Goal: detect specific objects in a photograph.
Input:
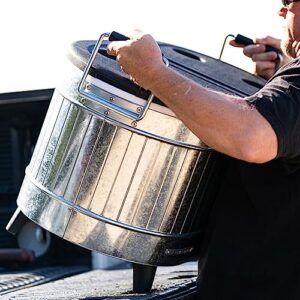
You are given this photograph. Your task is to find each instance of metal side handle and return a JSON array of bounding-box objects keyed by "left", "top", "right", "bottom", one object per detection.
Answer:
[{"left": 78, "top": 31, "right": 169, "bottom": 121}]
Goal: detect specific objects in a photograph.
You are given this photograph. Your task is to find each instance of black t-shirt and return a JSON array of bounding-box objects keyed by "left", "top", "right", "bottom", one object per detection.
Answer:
[{"left": 197, "top": 58, "right": 300, "bottom": 300}]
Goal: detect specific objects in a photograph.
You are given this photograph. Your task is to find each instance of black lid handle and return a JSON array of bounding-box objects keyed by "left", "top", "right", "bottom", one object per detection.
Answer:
[
  {"left": 235, "top": 34, "right": 280, "bottom": 54},
  {"left": 108, "top": 31, "right": 130, "bottom": 42}
]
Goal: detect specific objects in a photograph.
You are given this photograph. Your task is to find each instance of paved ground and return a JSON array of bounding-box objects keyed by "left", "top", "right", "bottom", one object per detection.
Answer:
[{"left": 1, "top": 262, "right": 198, "bottom": 299}]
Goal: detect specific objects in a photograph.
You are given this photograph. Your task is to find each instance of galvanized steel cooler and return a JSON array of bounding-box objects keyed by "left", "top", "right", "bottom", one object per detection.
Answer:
[{"left": 11, "top": 32, "right": 266, "bottom": 271}]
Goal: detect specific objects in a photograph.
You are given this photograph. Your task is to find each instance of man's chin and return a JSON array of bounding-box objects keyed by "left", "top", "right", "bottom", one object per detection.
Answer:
[{"left": 281, "top": 39, "right": 296, "bottom": 58}]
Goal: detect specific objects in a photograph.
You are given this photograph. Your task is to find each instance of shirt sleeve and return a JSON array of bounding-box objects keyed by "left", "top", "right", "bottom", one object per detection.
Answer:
[{"left": 244, "top": 59, "right": 300, "bottom": 159}]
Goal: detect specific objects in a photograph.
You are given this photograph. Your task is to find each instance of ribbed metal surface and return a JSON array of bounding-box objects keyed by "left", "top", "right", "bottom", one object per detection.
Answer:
[
  {"left": 0, "top": 266, "right": 88, "bottom": 296},
  {"left": 26, "top": 95, "right": 211, "bottom": 234},
  {"left": 17, "top": 89, "right": 221, "bottom": 266}
]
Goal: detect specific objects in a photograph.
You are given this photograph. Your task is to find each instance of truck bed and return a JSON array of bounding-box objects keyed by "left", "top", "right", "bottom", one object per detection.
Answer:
[{"left": 0, "top": 262, "right": 197, "bottom": 299}]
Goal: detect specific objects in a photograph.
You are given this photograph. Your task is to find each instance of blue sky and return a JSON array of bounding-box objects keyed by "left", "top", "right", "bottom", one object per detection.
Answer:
[{"left": 0, "top": 0, "right": 284, "bottom": 93}]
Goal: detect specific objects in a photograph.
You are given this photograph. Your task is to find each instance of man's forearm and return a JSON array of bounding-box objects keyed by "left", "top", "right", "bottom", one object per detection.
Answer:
[{"left": 148, "top": 65, "right": 277, "bottom": 163}]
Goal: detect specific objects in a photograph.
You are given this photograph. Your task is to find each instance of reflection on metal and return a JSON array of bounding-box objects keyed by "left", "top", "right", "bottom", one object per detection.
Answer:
[
  {"left": 17, "top": 89, "right": 222, "bottom": 266},
  {"left": 16, "top": 49, "right": 223, "bottom": 267}
]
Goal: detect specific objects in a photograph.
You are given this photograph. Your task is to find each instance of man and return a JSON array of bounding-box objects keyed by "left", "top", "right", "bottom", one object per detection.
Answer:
[{"left": 107, "top": 1, "right": 300, "bottom": 299}]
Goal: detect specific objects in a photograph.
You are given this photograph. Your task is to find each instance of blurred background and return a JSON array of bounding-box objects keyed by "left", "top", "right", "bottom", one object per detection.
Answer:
[{"left": 0, "top": 0, "right": 284, "bottom": 93}]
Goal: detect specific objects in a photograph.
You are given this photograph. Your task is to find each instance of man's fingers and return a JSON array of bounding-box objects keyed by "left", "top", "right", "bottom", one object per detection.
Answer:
[
  {"left": 254, "top": 36, "right": 281, "bottom": 49},
  {"left": 243, "top": 44, "right": 266, "bottom": 57},
  {"left": 107, "top": 41, "right": 119, "bottom": 56},
  {"left": 229, "top": 40, "right": 244, "bottom": 48},
  {"left": 107, "top": 39, "right": 133, "bottom": 56},
  {"left": 256, "top": 61, "right": 277, "bottom": 71},
  {"left": 255, "top": 61, "right": 277, "bottom": 79},
  {"left": 251, "top": 51, "right": 278, "bottom": 62}
]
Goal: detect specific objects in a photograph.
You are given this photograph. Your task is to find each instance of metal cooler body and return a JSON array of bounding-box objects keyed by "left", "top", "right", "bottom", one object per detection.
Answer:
[{"left": 15, "top": 35, "right": 266, "bottom": 266}]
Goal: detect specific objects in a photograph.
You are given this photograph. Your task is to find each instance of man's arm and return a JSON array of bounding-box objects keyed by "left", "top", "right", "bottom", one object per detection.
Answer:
[{"left": 108, "top": 31, "right": 278, "bottom": 163}]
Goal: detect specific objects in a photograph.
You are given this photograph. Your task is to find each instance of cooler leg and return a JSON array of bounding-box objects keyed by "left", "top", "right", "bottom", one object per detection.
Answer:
[
  {"left": 6, "top": 207, "right": 29, "bottom": 235},
  {"left": 133, "top": 263, "right": 157, "bottom": 293}
]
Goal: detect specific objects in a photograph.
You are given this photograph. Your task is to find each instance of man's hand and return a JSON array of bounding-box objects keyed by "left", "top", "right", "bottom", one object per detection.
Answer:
[
  {"left": 108, "top": 30, "right": 278, "bottom": 163},
  {"left": 107, "top": 30, "right": 165, "bottom": 90},
  {"left": 230, "top": 36, "right": 289, "bottom": 79}
]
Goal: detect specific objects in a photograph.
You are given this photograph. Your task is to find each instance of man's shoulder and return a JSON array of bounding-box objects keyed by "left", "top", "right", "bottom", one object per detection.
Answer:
[{"left": 279, "top": 56, "right": 300, "bottom": 72}]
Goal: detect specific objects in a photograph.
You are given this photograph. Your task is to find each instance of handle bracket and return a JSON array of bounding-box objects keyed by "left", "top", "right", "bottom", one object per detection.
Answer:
[{"left": 78, "top": 32, "right": 168, "bottom": 121}]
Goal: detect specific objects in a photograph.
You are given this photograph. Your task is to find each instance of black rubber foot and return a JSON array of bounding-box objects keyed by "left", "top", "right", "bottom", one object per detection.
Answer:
[{"left": 132, "top": 263, "right": 157, "bottom": 293}]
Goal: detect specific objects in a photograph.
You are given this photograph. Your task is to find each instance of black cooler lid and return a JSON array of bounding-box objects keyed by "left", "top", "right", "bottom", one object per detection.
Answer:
[{"left": 67, "top": 40, "right": 267, "bottom": 106}]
